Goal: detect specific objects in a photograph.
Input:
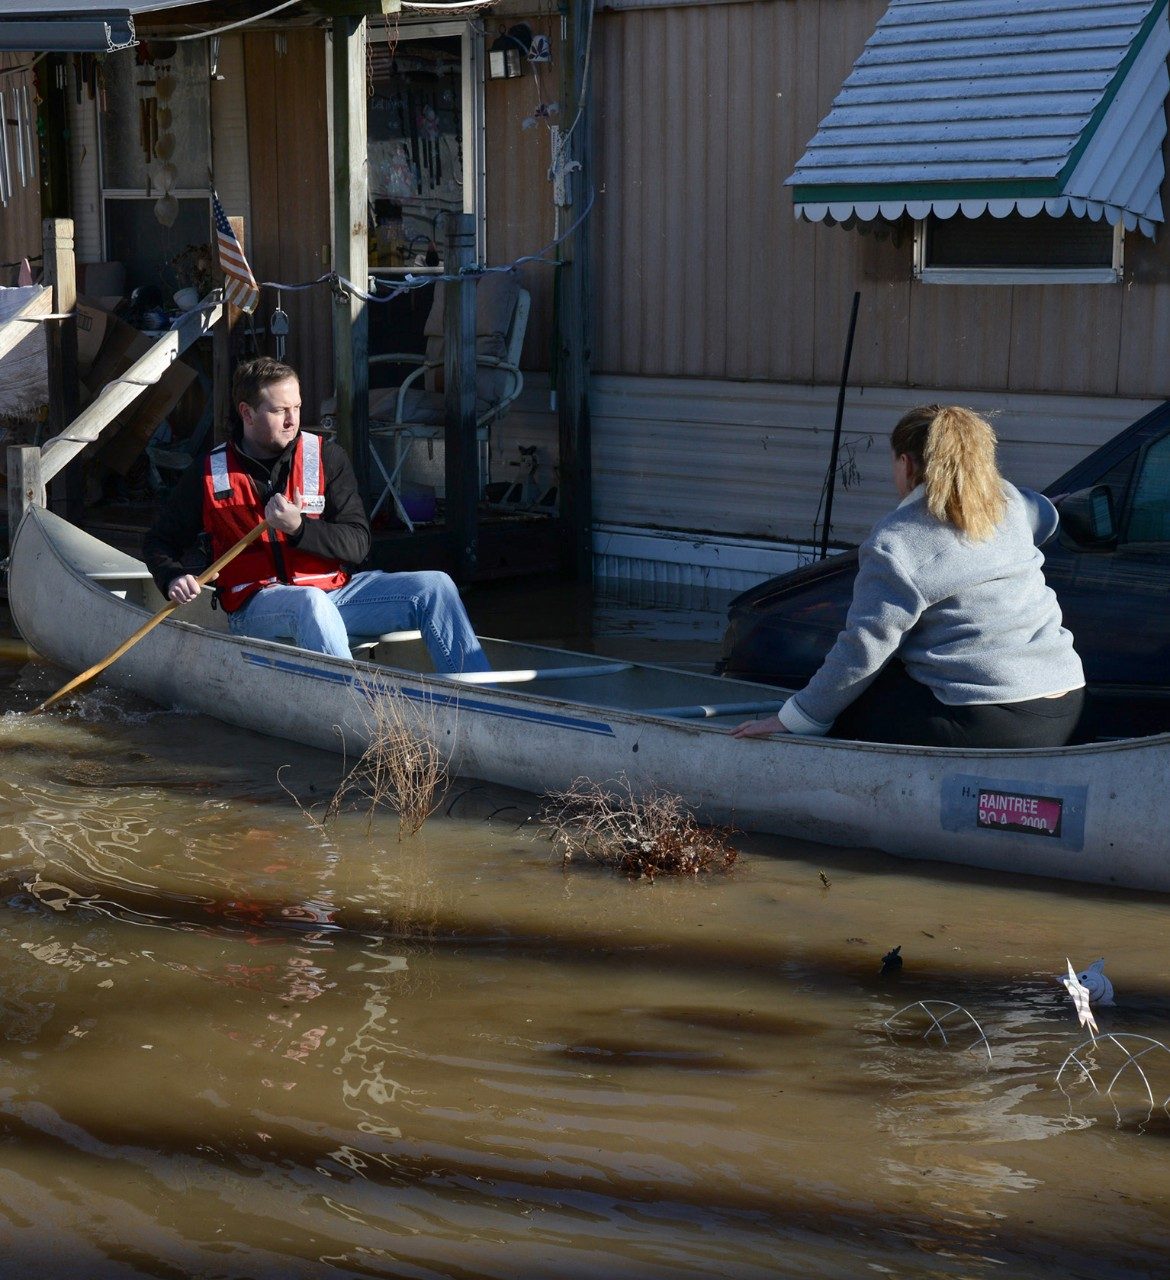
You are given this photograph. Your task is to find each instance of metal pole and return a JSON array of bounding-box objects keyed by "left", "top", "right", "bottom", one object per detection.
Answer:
[
  {"left": 444, "top": 214, "right": 478, "bottom": 582},
  {"left": 819, "top": 290, "right": 861, "bottom": 560}
]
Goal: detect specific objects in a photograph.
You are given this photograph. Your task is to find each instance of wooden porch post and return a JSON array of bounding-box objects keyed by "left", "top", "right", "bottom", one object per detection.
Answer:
[
  {"left": 212, "top": 215, "right": 247, "bottom": 444},
  {"left": 331, "top": 14, "right": 370, "bottom": 498},
  {"left": 444, "top": 214, "right": 479, "bottom": 583},
  {"left": 43, "top": 218, "right": 81, "bottom": 521},
  {"left": 7, "top": 446, "right": 44, "bottom": 538},
  {"left": 557, "top": 0, "right": 594, "bottom": 583}
]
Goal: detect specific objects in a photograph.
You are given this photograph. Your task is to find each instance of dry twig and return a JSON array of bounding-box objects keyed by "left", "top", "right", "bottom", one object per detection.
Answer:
[
  {"left": 541, "top": 775, "right": 739, "bottom": 880},
  {"left": 283, "top": 677, "right": 447, "bottom": 840}
]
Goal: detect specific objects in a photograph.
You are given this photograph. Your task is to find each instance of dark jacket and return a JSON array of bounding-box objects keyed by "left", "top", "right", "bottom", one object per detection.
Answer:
[{"left": 143, "top": 428, "right": 371, "bottom": 598}]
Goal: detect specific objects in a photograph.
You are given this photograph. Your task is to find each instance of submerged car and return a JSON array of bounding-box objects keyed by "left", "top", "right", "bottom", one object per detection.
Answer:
[{"left": 718, "top": 400, "right": 1170, "bottom": 740}]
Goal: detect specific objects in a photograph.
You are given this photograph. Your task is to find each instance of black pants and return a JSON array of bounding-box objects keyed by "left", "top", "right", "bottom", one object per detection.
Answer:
[{"left": 828, "top": 661, "right": 1085, "bottom": 749}]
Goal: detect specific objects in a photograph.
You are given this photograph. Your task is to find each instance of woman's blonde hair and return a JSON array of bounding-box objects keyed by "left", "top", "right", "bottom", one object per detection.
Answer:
[{"left": 890, "top": 404, "right": 1006, "bottom": 541}]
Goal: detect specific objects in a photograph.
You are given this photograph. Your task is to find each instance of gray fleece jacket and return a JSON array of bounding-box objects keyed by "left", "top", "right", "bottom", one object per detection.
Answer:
[{"left": 779, "top": 483, "right": 1084, "bottom": 735}]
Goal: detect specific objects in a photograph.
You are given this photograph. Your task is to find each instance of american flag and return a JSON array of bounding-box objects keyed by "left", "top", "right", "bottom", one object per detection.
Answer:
[{"left": 212, "top": 189, "right": 260, "bottom": 313}]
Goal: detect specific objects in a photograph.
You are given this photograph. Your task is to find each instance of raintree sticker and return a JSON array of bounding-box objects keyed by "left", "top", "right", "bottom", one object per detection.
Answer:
[
  {"left": 940, "top": 774, "right": 1088, "bottom": 852},
  {"left": 976, "top": 788, "right": 1062, "bottom": 837}
]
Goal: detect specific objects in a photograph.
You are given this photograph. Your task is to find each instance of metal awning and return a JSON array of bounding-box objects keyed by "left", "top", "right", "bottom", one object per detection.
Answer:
[
  {"left": 786, "top": 0, "right": 1170, "bottom": 238},
  {"left": 0, "top": 0, "right": 211, "bottom": 52}
]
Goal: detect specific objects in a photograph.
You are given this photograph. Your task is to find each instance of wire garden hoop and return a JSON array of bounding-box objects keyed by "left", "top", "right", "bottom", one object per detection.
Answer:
[{"left": 883, "top": 1000, "right": 994, "bottom": 1064}]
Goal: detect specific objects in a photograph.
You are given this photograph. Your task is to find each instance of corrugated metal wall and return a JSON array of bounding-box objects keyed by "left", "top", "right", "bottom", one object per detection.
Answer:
[
  {"left": 211, "top": 37, "right": 251, "bottom": 234},
  {"left": 244, "top": 28, "right": 333, "bottom": 424},
  {"left": 485, "top": 31, "right": 560, "bottom": 374},
  {"left": 590, "top": 377, "right": 1160, "bottom": 549},
  {"left": 66, "top": 84, "right": 102, "bottom": 268},
  {"left": 590, "top": 0, "right": 1170, "bottom": 400}
]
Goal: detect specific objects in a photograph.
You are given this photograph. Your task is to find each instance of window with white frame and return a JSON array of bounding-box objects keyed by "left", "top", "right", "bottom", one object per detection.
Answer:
[{"left": 913, "top": 211, "right": 1123, "bottom": 285}]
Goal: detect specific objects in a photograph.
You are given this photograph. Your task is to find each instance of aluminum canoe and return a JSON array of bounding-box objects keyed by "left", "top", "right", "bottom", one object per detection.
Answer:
[{"left": 9, "top": 505, "right": 1170, "bottom": 892}]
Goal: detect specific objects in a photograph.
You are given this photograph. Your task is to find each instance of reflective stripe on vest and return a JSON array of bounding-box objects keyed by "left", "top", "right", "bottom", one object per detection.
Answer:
[
  {"left": 209, "top": 445, "right": 232, "bottom": 498},
  {"left": 300, "top": 431, "right": 326, "bottom": 515}
]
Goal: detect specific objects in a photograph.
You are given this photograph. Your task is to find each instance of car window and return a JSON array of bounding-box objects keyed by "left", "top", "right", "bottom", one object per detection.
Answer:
[{"left": 1123, "top": 434, "right": 1170, "bottom": 545}]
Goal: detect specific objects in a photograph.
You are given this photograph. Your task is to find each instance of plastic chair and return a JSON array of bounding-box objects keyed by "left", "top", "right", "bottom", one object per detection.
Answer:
[{"left": 367, "top": 274, "right": 530, "bottom": 530}]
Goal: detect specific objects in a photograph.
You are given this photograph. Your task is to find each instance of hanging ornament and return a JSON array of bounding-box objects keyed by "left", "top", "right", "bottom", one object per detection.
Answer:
[
  {"left": 152, "top": 55, "right": 177, "bottom": 224},
  {"left": 154, "top": 192, "right": 179, "bottom": 227}
]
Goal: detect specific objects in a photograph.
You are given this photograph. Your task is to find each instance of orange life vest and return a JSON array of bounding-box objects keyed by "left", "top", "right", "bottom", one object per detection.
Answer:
[{"left": 202, "top": 432, "right": 349, "bottom": 614}]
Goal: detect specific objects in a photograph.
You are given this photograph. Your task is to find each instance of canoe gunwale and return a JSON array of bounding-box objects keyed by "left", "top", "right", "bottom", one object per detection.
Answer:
[{"left": 12, "top": 503, "right": 1170, "bottom": 760}]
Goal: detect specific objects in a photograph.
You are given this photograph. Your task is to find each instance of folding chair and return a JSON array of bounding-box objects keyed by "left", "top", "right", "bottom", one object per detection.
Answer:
[{"left": 367, "top": 273, "right": 530, "bottom": 530}]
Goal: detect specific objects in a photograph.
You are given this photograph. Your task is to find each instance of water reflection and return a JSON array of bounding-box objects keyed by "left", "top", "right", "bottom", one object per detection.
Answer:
[{"left": 2, "top": 600, "right": 1170, "bottom": 1277}]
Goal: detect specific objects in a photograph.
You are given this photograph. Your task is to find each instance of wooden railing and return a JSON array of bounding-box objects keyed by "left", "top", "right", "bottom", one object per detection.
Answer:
[{"left": 5, "top": 218, "right": 225, "bottom": 542}]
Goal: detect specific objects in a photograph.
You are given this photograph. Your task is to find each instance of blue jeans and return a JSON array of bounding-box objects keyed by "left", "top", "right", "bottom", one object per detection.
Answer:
[{"left": 226, "top": 570, "right": 490, "bottom": 673}]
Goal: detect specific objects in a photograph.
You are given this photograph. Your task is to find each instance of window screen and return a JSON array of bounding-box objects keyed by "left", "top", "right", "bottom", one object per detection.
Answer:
[{"left": 924, "top": 211, "right": 1115, "bottom": 269}]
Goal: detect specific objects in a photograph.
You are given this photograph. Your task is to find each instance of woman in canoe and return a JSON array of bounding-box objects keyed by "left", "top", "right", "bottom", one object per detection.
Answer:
[{"left": 732, "top": 404, "right": 1085, "bottom": 748}]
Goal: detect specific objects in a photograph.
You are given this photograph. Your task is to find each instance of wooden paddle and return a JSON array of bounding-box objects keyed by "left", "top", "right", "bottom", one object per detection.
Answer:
[{"left": 34, "top": 520, "right": 270, "bottom": 714}]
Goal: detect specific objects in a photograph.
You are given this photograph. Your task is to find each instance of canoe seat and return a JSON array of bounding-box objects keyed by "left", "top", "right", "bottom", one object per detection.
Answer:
[
  {"left": 349, "top": 629, "right": 423, "bottom": 656},
  {"left": 445, "top": 662, "right": 634, "bottom": 685},
  {"left": 86, "top": 567, "right": 158, "bottom": 602}
]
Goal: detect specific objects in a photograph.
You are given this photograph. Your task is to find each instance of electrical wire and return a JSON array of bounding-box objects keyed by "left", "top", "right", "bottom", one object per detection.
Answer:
[
  {"left": 0, "top": 54, "right": 45, "bottom": 80},
  {"left": 551, "top": 0, "right": 595, "bottom": 174},
  {"left": 171, "top": 0, "right": 305, "bottom": 42},
  {"left": 399, "top": 0, "right": 494, "bottom": 9},
  {"left": 251, "top": 186, "right": 595, "bottom": 302}
]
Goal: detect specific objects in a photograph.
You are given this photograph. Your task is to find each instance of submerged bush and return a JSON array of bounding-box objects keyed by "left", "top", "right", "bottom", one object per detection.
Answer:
[{"left": 541, "top": 775, "right": 739, "bottom": 880}]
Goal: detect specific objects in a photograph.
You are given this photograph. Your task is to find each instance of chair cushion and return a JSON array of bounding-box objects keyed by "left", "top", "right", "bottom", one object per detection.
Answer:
[
  {"left": 372, "top": 387, "right": 495, "bottom": 428},
  {"left": 422, "top": 272, "right": 518, "bottom": 402},
  {"left": 424, "top": 271, "right": 519, "bottom": 340}
]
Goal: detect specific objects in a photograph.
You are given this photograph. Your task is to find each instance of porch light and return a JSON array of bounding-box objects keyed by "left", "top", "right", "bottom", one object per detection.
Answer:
[{"left": 488, "top": 24, "right": 532, "bottom": 80}]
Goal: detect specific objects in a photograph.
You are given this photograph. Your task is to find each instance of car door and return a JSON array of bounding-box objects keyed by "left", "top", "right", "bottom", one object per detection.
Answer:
[{"left": 1046, "top": 431, "right": 1170, "bottom": 734}]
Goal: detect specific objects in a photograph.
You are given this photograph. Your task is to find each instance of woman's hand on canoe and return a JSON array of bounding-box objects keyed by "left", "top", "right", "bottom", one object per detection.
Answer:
[{"left": 730, "top": 713, "right": 789, "bottom": 739}]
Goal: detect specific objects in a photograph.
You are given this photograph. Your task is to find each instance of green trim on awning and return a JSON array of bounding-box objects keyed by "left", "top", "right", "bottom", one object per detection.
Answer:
[
  {"left": 790, "top": 178, "right": 1066, "bottom": 206},
  {"left": 1059, "top": 0, "right": 1170, "bottom": 183}
]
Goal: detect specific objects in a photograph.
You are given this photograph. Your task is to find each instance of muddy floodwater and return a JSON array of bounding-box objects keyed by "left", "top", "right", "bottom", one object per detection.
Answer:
[{"left": 0, "top": 583, "right": 1168, "bottom": 1279}]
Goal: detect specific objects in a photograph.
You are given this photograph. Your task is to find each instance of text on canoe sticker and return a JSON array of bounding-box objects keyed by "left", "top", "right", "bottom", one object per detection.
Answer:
[
  {"left": 976, "top": 788, "right": 1062, "bottom": 837},
  {"left": 940, "top": 774, "right": 1087, "bottom": 852}
]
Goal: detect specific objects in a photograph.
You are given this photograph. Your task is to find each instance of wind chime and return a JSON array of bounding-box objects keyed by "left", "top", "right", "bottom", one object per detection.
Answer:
[
  {"left": 137, "top": 41, "right": 180, "bottom": 227},
  {"left": 0, "top": 65, "right": 36, "bottom": 210}
]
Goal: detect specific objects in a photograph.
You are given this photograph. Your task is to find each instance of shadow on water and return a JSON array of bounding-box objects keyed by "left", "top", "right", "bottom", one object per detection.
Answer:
[
  {"left": 3, "top": 601, "right": 1170, "bottom": 1277},
  {"left": 9, "top": 851, "right": 1170, "bottom": 1015}
]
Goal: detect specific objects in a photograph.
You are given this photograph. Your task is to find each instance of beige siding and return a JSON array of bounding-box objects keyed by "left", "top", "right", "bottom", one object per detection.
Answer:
[
  {"left": 67, "top": 84, "right": 103, "bottom": 269},
  {"left": 244, "top": 29, "right": 332, "bottom": 424},
  {"left": 591, "top": 375, "right": 1159, "bottom": 549},
  {"left": 485, "top": 44, "right": 558, "bottom": 372},
  {"left": 588, "top": 0, "right": 1170, "bottom": 400},
  {"left": 210, "top": 36, "right": 251, "bottom": 230}
]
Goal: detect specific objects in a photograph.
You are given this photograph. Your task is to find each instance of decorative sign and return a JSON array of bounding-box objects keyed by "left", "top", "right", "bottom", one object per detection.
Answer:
[
  {"left": 940, "top": 774, "right": 1088, "bottom": 851},
  {"left": 975, "top": 788, "right": 1063, "bottom": 837}
]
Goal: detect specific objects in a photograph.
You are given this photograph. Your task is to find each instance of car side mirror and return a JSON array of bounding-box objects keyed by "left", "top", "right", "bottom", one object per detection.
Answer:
[{"left": 1056, "top": 485, "right": 1117, "bottom": 549}]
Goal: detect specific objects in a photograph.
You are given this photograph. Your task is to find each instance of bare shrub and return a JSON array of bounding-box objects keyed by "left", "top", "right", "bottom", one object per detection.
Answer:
[
  {"left": 541, "top": 775, "right": 739, "bottom": 880},
  {"left": 327, "top": 678, "right": 449, "bottom": 839}
]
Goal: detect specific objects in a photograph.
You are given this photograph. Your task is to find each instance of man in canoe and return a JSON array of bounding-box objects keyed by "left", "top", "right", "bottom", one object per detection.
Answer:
[
  {"left": 143, "top": 356, "right": 490, "bottom": 673},
  {"left": 732, "top": 405, "right": 1084, "bottom": 747}
]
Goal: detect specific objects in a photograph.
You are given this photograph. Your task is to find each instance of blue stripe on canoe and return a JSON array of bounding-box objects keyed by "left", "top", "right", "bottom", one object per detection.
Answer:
[{"left": 241, "top": 651, "right": 617, "bottom": 737}]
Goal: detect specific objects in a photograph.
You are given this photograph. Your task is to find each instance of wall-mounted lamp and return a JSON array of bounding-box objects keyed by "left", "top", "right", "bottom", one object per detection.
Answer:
[{"left": 488, "top": 23, "right": 533, "bottom": 80}]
